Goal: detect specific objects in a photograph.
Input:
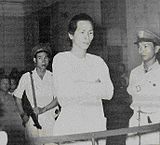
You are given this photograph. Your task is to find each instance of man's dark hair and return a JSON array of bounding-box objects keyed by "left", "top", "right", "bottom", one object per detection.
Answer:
[{"left": 68, "top": 13, "right": 94, "bottom": 35}]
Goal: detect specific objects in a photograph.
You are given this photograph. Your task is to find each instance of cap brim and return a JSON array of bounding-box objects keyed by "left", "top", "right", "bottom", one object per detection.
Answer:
[
  {"left": 134, "top": 38, "right": 157, "bottom": 45},
  {"left": 33, "top": 49, "right": 51, "bottom": 58}
]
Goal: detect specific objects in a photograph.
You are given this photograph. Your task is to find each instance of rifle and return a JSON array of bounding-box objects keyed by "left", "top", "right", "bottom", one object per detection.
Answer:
[{"left": 21, "top": 91, "right": 42, "bottom": 129}]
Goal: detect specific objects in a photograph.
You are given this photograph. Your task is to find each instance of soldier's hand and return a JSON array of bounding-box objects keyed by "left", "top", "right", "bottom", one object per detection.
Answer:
[{"left": 33, "top": 107, "right": 44, "bottom": 115}]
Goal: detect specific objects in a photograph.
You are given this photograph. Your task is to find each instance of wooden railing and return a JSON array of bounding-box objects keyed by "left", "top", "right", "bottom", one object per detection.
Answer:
[{"left": 32, "top": 123, "right": 160, "bottom": 145}]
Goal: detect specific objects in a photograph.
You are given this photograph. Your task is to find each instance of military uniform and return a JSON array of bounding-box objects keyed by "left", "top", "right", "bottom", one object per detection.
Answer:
[{"left": 126, "top": 29, "right": 160, "bottom": 145}]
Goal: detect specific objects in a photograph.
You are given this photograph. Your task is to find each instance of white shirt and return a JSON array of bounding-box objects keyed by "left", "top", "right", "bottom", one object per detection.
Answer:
[
  {"left": 52, "top": 51, "right": 114, "bottom": 136},
  {"left": 13, "top": 69, "right": 55, "bottom": 107},
  {"left": 52, "top": 51, "right": 114, "bottom": 107},
  {"left": 127, "top": 61, "right": 160, "bottom": 108},
  {"left": 0, "top": 131, "right": 8, "bottom": 145}
]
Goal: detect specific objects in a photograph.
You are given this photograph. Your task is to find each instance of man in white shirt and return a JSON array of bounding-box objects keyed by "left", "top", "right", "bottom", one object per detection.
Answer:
[
  {"left": 14, "top": 43, "right": 57, "bottom": 145},
  {"left": 126, "top": 29, "right": 160, "bottom": 145}
]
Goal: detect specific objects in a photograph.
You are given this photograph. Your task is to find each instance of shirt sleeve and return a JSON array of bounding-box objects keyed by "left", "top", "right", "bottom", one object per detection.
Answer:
[
  {"left": 127, "top": 70, "right": 136, "bottom": 96},
  {"left": 13, "top": 73, "right": 27, "bottom": 99},
  {"left": 85, "top": 57, "right": 114, "bottom": 100},
  {"left": 52, "top": 54, "right": 87, "bottom": 102}
]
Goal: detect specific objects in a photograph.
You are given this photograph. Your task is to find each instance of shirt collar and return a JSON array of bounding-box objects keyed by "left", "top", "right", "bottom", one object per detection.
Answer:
[{"left": 141, "top": 61, "right": 159, "bottom": 73}]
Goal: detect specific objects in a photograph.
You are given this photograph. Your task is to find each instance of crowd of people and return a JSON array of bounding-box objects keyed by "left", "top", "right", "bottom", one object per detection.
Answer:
[{"left": 0, "top": 12, "right": 160, "bottom": 145}]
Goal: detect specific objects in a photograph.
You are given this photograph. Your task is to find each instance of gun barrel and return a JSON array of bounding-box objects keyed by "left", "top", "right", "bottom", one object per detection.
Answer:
[
  {"left": 31, "top": 113, "right": 42, "bottom": 129},
  {"left": 21, "top": 91, "right": 42, "bottom": 129}
]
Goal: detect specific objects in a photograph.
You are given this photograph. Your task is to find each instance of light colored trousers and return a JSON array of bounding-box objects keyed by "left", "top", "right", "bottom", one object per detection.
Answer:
[
  {"left": 25, "top": 110, "right": 56, "bottom": 145},
  {"left": 126, "top": 106, "right": 160, "bottom": 145}
]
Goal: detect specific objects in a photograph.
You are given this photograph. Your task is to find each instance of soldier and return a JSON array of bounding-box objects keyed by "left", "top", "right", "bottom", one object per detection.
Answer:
[
  {"left": 126, "top": 28, "right": 160, "bottom": 145},
  {"left": 14, "top": 43, "right": 58, "bottom": 145}
]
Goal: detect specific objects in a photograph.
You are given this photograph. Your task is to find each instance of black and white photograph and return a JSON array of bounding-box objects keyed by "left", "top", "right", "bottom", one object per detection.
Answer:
[{"left": 0, "top": 0, "right": 160, "bottom": 145}]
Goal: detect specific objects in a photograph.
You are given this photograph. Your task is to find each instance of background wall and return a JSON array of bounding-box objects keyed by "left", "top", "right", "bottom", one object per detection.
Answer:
[
  {"left": 0, "top": 15, "right": 24, "bottom": 74},
  {"left": 101, "top": 0, "right": 127, "bottom": 72}
]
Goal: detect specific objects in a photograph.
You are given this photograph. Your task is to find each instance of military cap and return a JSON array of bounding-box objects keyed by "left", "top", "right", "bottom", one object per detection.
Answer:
[
  {"left": 31, "top": 43, "right": 52, "bottom": 58},
  {"left": 134, "top": 29, "right": 160, "bottom": 45}
]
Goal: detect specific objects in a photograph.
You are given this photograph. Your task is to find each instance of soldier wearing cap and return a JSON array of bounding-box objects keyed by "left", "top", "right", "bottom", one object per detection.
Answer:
[
  {"left": 14, "top": 43, "right": 58, "bottom": 145},
  {"left": 126, "top": 29, "right": 160, "bottom": 145}
]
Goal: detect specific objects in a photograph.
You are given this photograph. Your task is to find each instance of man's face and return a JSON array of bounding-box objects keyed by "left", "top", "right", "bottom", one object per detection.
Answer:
[
  {"left": 69, "top": 20, "right": 94, "bottom": 50},
  {"left": 138, "top": 41, "right": 156, "bottom": 62},
  {"left": 0, "top": 78, "right": 10, "bottom": 93},
  {"left": 34, "top": 51, "right": 49, "bottom": 70}
]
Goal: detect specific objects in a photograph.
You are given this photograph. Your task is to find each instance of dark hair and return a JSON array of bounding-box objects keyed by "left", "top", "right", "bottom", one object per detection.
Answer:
[{"left": 68, "top": 13, "right": 94, "bottom": 35}]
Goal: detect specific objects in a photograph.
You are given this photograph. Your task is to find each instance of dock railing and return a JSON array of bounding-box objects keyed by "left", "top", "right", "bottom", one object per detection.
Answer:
[{"left": 32, "top": 123, "right": 160, "bottom": 145}]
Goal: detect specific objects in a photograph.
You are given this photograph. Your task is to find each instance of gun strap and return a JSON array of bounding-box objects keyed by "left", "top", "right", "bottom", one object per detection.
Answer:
[{"left": 29, "top": 71, "right": 37, "bottom": 108}]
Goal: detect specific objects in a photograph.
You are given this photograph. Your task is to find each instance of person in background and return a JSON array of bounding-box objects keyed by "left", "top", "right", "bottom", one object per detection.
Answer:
[
  {"left": 0, "top": 75, "right": 24, "bottom": 145},
  {"left": 8, "top": 77, "right": 18, "bottom": 95},
  {"left": 9, "top": 67, "right": 20, "bottom": 82},
  {"left": 52, "top": 13, "right": 114, "bottom": 145},
  {"left": 0, "top": 67, "right": 5, "bottom": 77},
  {"left": 0, "top": 75, "right": 10, "bottom": 94},
  {"left": 0, "top": 77, "right": 8, "bottom": 145},
  {"left": 126, "top": 28, "right": 160, "bottom": 145},
  {"left": 14, "top": 43, "right": 57, "bottom": 145},
  {"left": 115, "top": 63, "right": 129, "bottom": 89}
]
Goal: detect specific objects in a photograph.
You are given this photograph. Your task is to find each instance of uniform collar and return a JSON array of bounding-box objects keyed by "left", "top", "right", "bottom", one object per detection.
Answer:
[{"left": 141, "top": 60, "right": 159, "bottom": 73}]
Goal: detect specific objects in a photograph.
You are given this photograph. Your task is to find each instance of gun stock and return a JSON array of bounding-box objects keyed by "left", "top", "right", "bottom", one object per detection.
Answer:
[{"left": 21, "top": 91, "right": 42, "bottom": 129}]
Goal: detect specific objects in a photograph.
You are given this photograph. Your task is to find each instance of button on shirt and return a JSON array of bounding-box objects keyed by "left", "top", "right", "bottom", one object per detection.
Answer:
[
  {"left": 13, "top": 69, "right": 55, "bottom": 108},
  {"left": 127, "top": 61, "right": 160, "bottom": 108}
]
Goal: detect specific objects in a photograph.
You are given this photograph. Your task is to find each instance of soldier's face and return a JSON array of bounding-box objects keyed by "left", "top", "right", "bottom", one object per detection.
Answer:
[
  {"left": 138, "top": 41, "right": 156, "bottom": 62},
  {"left": 34, "top": 52, "right": 49, "bottom": 70}
]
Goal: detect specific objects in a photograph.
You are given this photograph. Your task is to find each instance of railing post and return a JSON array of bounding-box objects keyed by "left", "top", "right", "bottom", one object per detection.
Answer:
[
  {"left": 138, "top": 107, "right": 141, "bottom": 145},
  {"left": 159, "top": 131, "right": 160, "bottom": 144},
  {"left": 159, "top": 124, "right": 160, "bottom": 144},
  {"left": 91, "top": 137, "right": 96, "bottom": 145}
]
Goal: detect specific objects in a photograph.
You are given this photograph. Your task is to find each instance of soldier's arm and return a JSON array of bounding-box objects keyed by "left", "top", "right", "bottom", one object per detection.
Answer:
[
  {"left": 13, "top": 96, "right": 29, "bottom": 124},
  {"left": 34, "top": 97, "right": 59, "bottom": 115}
]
